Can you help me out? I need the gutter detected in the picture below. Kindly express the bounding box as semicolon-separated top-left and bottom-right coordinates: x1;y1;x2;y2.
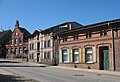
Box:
108;23;116;71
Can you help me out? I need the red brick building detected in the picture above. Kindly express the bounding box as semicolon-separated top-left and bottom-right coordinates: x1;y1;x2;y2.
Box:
57;19;120;71
6;20;31;59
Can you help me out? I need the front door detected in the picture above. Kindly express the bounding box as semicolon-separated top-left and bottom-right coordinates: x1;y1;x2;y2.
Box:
103;50;109;70
99;46;109;70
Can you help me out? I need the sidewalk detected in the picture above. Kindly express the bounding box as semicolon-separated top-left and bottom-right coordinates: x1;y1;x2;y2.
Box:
53;66;120;76
21;61;120;77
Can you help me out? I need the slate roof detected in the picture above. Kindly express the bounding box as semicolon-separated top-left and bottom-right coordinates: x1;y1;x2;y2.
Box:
19;27;31;36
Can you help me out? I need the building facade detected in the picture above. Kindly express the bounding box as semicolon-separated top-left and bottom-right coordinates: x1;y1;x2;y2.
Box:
41;22;82;65
6;20;31;59
28;22;82;65
0;30;12;58
57;19;120;71
28;29;42;62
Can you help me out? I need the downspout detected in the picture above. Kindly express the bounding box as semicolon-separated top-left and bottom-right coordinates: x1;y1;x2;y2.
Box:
108;23;116;71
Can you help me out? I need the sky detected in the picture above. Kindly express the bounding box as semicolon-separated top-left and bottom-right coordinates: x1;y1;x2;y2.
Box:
0;0;120;33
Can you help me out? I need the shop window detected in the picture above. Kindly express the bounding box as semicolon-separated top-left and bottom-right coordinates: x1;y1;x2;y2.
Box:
62;49;68;62
73;49;79;63
85;48;93;63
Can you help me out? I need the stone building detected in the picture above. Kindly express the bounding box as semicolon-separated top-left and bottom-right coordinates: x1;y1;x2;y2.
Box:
57;19;120;71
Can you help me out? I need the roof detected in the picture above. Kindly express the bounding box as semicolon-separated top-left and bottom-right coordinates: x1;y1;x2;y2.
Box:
57;18;120;36
0;30;12;45
42;22;83;34
29;29;42;38
19;27;31;36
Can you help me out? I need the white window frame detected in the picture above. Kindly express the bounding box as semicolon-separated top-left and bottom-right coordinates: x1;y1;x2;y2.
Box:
85;48;93;63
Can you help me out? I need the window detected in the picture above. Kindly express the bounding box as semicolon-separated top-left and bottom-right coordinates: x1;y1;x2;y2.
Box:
85;48;93;63
15;48;17;54
44;52;46;59
100;30;107;36
62;49;68;62
86;33;89;38
15;38;18;44
32;53;34;59
73;49;79;63
86;32;92;38
37;34;39;40
11;48;13;53
19;47;22;54
74;35;78;40
12;39;14;44
19;38;22;43
48;52;51;59
48;40;50;47
16;33;18;35
44;41;46;48
63;37;67;42
37;42;40;51
32;43;34;50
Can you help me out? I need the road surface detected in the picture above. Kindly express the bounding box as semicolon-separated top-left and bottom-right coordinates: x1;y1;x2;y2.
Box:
0;59;120;82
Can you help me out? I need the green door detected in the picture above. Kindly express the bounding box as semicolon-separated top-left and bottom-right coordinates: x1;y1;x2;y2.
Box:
103;50;109;70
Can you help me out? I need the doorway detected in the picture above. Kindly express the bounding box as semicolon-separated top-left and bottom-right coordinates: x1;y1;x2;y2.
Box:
37;53;40;62
99;46;109;70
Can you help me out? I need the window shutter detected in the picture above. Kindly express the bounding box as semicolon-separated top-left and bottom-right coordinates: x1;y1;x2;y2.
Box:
67;49;70;63
82;48;86;63
59;49;62;63
70;48;73;63
92;46;96;62
79;48;82;63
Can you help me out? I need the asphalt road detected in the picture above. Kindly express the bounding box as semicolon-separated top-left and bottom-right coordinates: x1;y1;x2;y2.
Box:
0;59;120;82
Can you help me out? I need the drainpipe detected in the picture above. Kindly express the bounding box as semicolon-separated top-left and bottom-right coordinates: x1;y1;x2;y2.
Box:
108;23;116;71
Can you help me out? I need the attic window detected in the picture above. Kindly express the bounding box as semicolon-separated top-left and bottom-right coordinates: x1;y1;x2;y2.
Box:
16;33;18;35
